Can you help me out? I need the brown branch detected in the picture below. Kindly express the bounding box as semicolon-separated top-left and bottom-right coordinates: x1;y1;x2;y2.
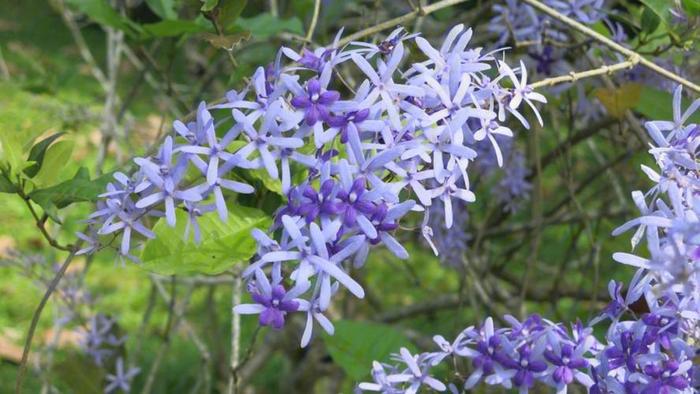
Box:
520;0;700;93
529;57;640;89
15;248;79;393
337;0;469;46
17;191;73;252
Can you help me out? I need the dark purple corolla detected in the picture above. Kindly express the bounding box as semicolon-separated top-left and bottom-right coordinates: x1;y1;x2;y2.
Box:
544;343;588;385
290;78;340;126
496;345;548;389
233;269;306;329
640;359;692;394
297;180;344;223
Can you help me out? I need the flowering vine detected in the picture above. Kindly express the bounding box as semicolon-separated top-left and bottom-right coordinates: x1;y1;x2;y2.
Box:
84;24;545;347
357;85;700;393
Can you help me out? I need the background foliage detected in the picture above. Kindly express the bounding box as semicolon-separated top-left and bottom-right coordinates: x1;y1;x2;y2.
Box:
0;0;698;393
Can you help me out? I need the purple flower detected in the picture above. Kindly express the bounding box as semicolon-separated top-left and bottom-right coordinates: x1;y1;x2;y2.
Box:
296;180;343;223
105;357;140;394
233;269;307;329
80;314;124;366
290;77;340;126
89;23;554;351
358;361;399;392
177;102;240;185
528;46;558;76
351;43;424;130
544;343;588;385
173;102;210;145
183;201;215;243
298;295;336;347
386;348;446;393
231;102;303;179
498;60;547;128
640;359;692;394
496;345;548;389
547;0;605;24
648;86;700;133
97;204;155;256
604;329;646;371
326;109;372;144
336;177;378;237
431;167;476;228
282;29;347;71
134;137;203;226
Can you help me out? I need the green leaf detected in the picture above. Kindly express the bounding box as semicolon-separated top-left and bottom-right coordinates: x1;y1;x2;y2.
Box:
0;171;17;193
200;0;219;12
65;0;141;36
640;0;676;31
145;0;177;20
682;0;700;16
32;139;75;187
218;0;247;29
233;13;303;38
248;168;283;196
0;132;26;176
142;19;210;37
322;320;414;380
29;167;113;221
24;132;66;178
634;86;700;124
141;205;270;275
641;6;661;34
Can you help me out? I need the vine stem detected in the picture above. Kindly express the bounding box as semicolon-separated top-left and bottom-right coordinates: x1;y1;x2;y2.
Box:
227;272;242;394
305;0;322;43
336;0;468;46
520;0;700;93
15;248;79;393
529;57;640;89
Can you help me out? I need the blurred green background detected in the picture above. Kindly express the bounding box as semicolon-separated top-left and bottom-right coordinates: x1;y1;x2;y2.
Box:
1;0;698;393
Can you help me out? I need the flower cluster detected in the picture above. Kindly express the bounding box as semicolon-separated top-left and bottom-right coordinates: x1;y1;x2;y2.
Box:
357;86;700;393
86;25;545;346
488;0;689;123
1;252;139;393
489;0;605;47
612;86;700;292
80;314;140;393
424;135;533;269
360;315;596;393
599;86;700;391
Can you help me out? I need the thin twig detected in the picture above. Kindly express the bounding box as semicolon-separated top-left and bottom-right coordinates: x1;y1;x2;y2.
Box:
57;0;109;90
520;0;700;93
142;277;197;394
15;248;79;393
536;118;617;171
337;0;469;46
141;277;178;394
96;24;124;175
17;191;73;251
529;57;640;89
305;0;322;44
227;273;242;394
519;125;543;316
